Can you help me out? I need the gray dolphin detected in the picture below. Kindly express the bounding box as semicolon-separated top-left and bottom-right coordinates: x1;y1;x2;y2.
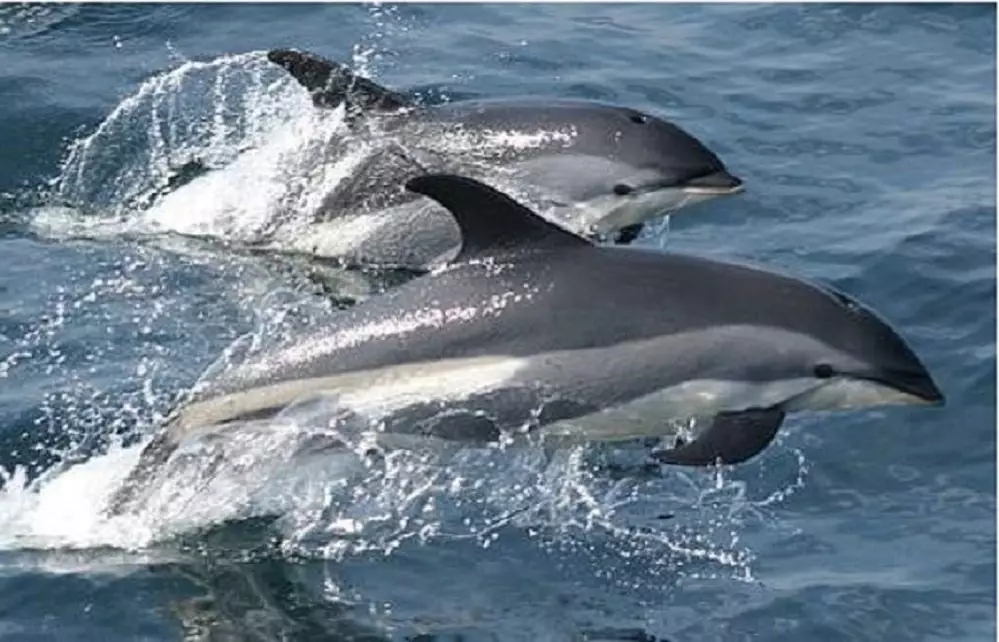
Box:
255;49;743;267
104;174;943;517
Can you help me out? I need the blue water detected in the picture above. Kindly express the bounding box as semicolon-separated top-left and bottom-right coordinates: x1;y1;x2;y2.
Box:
0;3;995;641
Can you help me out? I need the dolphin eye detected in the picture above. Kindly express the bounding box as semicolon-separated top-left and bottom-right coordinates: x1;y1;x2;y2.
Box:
613;183;634;196
814;364;835;379
630;113;648;124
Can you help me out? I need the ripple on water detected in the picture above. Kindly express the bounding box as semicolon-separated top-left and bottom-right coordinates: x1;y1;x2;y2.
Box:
0;3;994;641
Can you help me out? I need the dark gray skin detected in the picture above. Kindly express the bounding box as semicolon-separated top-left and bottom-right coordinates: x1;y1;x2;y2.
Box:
258;49;743;266
104;175;944;517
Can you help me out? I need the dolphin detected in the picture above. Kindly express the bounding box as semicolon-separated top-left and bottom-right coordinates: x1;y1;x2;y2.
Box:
103;175;943;516
246;48;744;268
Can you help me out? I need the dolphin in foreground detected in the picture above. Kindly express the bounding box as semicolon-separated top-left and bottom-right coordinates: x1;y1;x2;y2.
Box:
247;48;744;267
103;175;943;516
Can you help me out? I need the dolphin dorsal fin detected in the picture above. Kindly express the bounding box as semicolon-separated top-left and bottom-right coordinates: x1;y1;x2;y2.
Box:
267;49;412;115
652;408;785;467
405;174;591;261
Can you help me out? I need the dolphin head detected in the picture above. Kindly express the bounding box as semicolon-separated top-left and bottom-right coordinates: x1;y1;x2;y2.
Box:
776;286;945;411
580;250;945;421
498;103;744;238
687;273;945;416
589;109;743;236
425;100;742;240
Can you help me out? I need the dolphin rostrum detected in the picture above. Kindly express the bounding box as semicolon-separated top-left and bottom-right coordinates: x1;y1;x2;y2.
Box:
104;175;942;516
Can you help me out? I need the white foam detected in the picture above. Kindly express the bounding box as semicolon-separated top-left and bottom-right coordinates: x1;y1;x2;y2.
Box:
0;423;365;552
136;106;361;242
0;442;155;551
36;50;368;256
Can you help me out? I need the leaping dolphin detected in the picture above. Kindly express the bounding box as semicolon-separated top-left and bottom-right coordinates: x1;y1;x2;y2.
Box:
103;174;943;517
246;48;744;268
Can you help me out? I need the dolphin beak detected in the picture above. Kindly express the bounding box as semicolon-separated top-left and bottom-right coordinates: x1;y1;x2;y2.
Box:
867;366;946;406
681;169;744;196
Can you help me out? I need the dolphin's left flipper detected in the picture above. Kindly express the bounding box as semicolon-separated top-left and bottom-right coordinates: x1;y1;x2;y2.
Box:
651;408;785;466
612;223;644;245
267;49;412;114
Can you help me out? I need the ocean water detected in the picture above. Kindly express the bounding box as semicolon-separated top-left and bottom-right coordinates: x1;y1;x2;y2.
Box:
0;3;995;641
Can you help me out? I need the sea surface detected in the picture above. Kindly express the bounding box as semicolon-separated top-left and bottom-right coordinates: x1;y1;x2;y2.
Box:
0;3;995;641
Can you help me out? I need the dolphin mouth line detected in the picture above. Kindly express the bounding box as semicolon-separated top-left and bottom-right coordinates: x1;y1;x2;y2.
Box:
779;373;945;414
627;180;743;199
633;170;745;198
857;372;945;406
680;183;745;196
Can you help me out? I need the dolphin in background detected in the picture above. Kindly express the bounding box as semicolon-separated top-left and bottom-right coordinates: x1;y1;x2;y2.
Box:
103;174;943;517
249;48;744;268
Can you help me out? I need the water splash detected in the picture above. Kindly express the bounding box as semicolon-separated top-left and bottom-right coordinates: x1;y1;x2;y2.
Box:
28;46;444;263
0;371;810;588
31;6;423;258
56;52;294;209
43;50;372;251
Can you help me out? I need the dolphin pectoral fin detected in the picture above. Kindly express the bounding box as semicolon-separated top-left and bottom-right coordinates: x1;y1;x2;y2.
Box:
129;158;212;210
612;224;644;245
165;158;210;190
405;174;592;261
267;49;412;114
651;408;785;466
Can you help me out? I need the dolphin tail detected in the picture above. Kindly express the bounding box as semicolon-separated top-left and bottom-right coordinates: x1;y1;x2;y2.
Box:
651;408;785;466
267;49;412;114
